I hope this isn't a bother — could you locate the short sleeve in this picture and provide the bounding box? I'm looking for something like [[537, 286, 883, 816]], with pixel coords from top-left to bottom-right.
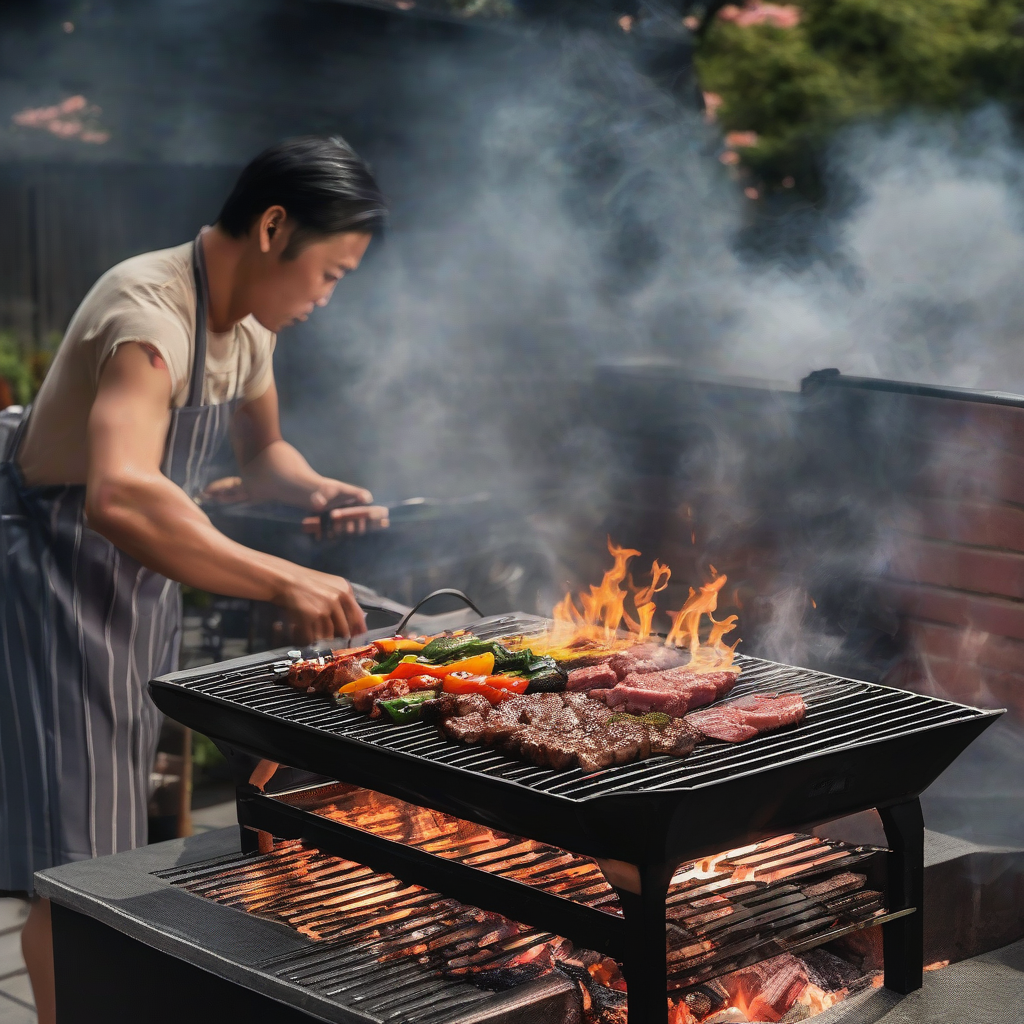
[[92, 290, 193, 401]]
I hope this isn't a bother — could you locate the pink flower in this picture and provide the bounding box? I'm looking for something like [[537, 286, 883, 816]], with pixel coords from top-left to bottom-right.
[[12, 94, 107, 144], [719, 2, 801, 28], [725, 130, 759, 149], [47, 119, 83, 137], [703, 92, 723, 123]]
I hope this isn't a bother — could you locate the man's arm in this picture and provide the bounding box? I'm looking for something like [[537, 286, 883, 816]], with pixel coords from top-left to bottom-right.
[[85, 342, 366, 640], [230, 379, 389, 535]]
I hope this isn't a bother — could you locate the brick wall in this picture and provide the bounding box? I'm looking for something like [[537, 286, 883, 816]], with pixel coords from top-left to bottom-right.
[[879, 395, 1024, 725]]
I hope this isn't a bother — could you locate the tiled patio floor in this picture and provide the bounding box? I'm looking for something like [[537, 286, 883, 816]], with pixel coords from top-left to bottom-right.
[[0, 898, 33, 1024]]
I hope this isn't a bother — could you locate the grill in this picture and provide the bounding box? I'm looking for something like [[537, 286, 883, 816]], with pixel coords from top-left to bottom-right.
[[149, 614, 1002, 1024], [152, 828, 895, 1017]]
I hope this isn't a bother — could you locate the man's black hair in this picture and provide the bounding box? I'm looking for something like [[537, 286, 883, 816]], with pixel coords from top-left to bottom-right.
[[218, 136, 387, 257]]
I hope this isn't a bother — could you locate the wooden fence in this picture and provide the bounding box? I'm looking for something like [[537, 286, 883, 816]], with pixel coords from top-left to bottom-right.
[[0, 162, 239, 344]]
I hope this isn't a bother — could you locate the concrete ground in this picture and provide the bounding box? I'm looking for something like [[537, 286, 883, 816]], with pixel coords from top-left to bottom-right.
[[0, 799, 238, 1024]]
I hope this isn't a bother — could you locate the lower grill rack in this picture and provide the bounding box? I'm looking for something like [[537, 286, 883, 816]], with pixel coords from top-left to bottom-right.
[[156, 830, 905, 1020]]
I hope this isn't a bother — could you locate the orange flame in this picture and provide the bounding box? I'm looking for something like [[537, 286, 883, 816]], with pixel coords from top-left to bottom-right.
[[665, 567, 741, 672], [529, 539, 740, 671]]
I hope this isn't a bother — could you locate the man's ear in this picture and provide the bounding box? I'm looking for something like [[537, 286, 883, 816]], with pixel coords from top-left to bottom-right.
[[257, 206, 288, 254]]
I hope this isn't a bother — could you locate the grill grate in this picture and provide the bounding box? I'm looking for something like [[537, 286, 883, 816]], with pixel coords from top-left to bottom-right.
[[165, 627, 988, 801], [157, 831, 893, 1004], [277, 783, 884, 927]]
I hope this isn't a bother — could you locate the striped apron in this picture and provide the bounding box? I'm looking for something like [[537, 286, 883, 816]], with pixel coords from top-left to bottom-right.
[[0, 233, 238, 893]]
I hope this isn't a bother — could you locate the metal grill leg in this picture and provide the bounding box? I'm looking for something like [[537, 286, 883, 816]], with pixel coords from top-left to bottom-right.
[[614, 863, 675, 1024], [879, 798, 924, 993]]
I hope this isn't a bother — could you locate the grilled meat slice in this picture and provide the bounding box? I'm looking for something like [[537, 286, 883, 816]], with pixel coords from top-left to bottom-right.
[[567, 663, 618, 692], [591, 668, 738, 717], [649, 718, 701, 757], [287, 657, 327, 690], [350, 682, 390, 714], [423, 692, 493, 723], [687, 693, 806, 742], [607, 643, 688, 679], [441, 712, 489, 744]]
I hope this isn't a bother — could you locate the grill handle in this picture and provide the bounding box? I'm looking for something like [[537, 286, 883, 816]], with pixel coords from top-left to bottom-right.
[[396, 588, 482, 636]]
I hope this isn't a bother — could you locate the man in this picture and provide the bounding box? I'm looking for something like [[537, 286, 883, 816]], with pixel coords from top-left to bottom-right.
[[0, 135, 388, 1021]]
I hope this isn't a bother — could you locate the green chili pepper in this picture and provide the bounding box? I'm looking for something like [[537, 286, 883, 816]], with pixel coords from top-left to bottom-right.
[[370, 650, 404, 676], [379, 691, 437, 724], [420, 636, 475, 662]]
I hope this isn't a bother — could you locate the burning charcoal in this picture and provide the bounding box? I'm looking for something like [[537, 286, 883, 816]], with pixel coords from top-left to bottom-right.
[[586, 983, 628, 1024], [681, 979, 730, 1018], [800, 948, 864, 992], [722, 953, 809, 1022], [703, 1010, 753, 1023]]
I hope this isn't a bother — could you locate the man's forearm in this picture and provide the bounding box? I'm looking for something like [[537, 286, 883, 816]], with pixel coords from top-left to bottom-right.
[[86, 471, 297, 600], [239, 439, 322, 505]]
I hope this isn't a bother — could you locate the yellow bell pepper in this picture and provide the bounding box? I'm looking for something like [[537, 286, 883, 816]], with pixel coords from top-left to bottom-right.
[[337, 674, 386, 694]]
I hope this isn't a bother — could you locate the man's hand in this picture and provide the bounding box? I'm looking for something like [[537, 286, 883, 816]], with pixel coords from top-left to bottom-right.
[[310, 477, 373, 511], [273, 564, 367, 642], [201, 476, 251, 504], [302, 477, 390, 539]]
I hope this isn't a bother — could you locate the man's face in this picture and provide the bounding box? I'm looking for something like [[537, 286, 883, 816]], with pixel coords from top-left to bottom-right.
[[249, 224, 372, 333]]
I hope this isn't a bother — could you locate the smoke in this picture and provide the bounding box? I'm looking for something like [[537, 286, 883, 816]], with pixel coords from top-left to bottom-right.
[[716, 111, 1024, 389], [287, 34, 1024, 495], [6, 2, 1023, 838], [283, 37, 1024, 849]]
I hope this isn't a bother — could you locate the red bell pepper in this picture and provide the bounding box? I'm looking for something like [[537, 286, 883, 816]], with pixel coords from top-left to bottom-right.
[[442, 674, 514, 705], [483, 675, 529, 694], [386, 652, 495, 681]]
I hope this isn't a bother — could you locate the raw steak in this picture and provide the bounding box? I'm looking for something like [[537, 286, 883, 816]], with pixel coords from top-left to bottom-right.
[[686, 694, 806, 742], [590, 668, 738, 717]]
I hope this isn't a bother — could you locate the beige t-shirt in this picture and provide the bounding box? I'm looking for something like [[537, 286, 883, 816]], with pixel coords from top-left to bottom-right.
[[18, 241, 276, 486]]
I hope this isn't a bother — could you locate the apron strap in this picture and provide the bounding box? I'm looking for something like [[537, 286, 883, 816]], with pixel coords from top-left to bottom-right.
[[1, 404, 31, 464], [187, 231, 211, 409]]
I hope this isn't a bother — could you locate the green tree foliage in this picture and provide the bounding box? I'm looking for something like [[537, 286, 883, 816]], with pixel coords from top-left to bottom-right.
[[695, 0, 1024, 185], [0, 332, 35, 406]]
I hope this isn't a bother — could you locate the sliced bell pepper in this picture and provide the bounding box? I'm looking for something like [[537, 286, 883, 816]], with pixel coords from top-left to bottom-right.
[[336, 674, 386, 694], [442, 675, 513, 704], [379, 690, 437, 724], [402, 675, 441, 692], [386, 652, 495, 681], [447, 672, 528, 693], [373, 637, 431, 656]]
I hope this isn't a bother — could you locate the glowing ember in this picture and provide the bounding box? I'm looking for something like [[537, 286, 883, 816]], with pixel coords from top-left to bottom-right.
[[526, 539, 740, 672]]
